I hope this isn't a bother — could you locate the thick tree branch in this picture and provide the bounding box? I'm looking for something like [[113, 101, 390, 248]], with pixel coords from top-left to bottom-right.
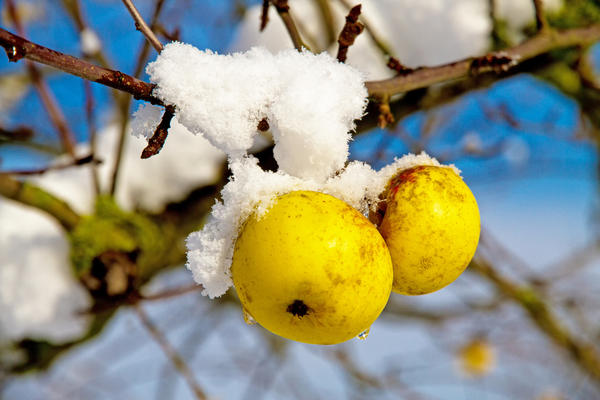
[[366, 25, 600, 97], [0, 174, 81, 231], [0, 28, 162, 105]]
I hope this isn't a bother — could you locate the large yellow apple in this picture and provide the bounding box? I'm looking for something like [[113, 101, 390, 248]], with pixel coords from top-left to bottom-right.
[[378, 165, 480, 295], [231, 190, 392, 345]]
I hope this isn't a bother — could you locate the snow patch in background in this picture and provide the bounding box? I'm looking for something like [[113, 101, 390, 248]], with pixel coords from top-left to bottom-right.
[[230, 0, 491, 80], [0, 120, 224, 342]]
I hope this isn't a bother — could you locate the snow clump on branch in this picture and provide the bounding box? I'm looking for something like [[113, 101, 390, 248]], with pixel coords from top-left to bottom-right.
[[141, 43, 451, 297], [146, 43, 367, 181]]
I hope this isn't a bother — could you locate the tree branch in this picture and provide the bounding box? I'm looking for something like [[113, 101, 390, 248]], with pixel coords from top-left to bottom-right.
[[336, 4, 364, 63], [6, 0, 77, 158], [471, 256, 600, 386], [134, 305, 207, 400], [0, 174, 81, 231], [0, 28, 162, 105], [533, 0, 549, 32], [2, 154, 99, 176], [270, 0, 309, 51], [141, 105, 175, 158], [366, 25, 600, 97], [121, 0, 164, 53]]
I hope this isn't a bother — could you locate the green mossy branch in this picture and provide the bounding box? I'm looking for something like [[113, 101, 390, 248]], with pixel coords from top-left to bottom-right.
[[0, 174, 80, 231], [69, 195, 165, 278]]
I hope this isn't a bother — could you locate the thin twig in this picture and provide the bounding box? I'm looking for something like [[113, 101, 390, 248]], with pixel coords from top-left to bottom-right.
[[134, 305, 207, 400], [121, 0, 164, 52], [6, 0, 77, 158], [260, 0, 270, 31], [141, 284, 203, 302], [3, 154, 100, 176], [387, 57, 413, 75], [336, 4, 364, 63], [270, 0, 309, 51], [313, 0, 337, 46], [470, 256, 600, 387], [0, 125, 33, 141], [141, 105, 175, 158], [377, 95, 394, 129], [84, 76, 101, 195], [533, 0, 549, 32], [337, 0, 395, 57], [111, 0, 167, 195]]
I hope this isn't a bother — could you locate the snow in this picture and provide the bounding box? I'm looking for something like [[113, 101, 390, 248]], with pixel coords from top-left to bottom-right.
[[229, 0, 565, 80], [229, 0, 491, 80], [186, 152, 449, 298], [147, 43, 367, 180], [0, 120, 224, 343], [80, 28, 102, 56], [495, 0, 563, 37], [0, 199, 91, 343]]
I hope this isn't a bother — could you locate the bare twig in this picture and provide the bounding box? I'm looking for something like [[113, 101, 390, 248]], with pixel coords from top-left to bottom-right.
[[336, 4, 364, 63], [3, 154, 100, 176], [337, 0, 395, 57], [134, 305, 207, 400], [387, 57, 413, 75], [377, 95, 394, 129], [121, 0, 164, 52], [314, 0, 337, 46], [0, 28, 161, 104], [6, 0, 77, 158], [471, 256, 600, 386], [141, 284, 203, 302], [270, 0, 309, 51], [260, 0, 270, 31], [0, 174, 81, 231], [83, 80, 101, 195], [533, 0, 549, 32], [110, 0, 167, 195], [366, 25, 600, 97], [141, 105, 175, 158], [0, 125, 34, 141]]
